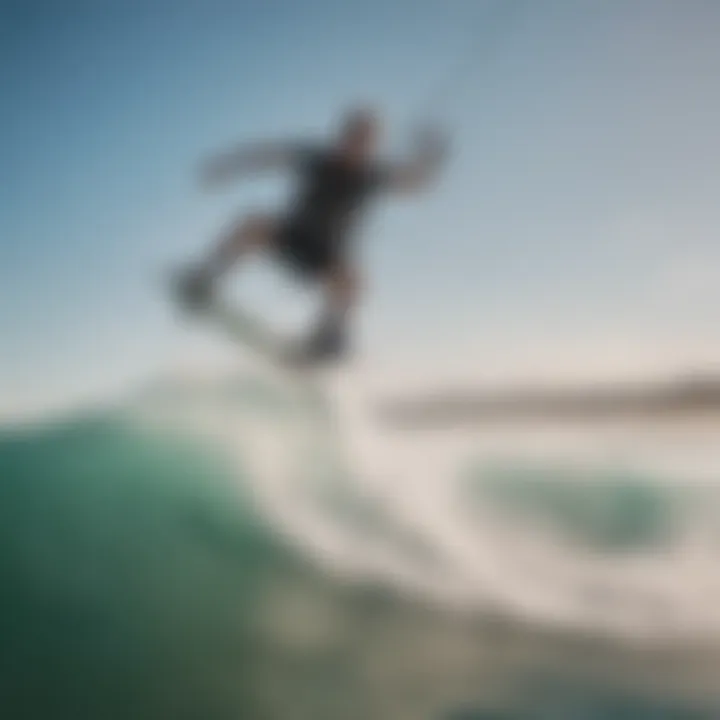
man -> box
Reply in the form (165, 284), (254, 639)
(178, 108), (447, 364)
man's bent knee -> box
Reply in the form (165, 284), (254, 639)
(207, 213), (277, 275)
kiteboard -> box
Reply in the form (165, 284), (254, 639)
(168, 268), (307, 372)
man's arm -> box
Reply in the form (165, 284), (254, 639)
(384, 126), (450, 194)
(199, 141), (308, 188)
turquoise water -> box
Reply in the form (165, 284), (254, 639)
(468, 464), (677, 552)
(0, 414), (284, 718)
(1, 380), (719, 719)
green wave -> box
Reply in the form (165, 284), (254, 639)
(0, 412), (292, 719)
(1, 395), (717, 719)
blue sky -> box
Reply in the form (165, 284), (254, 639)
(2, 0), (720, 416)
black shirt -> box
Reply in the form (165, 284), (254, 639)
(285, 145), (389, 241)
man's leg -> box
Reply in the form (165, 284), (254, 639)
(180, 214), (275, 304)
(304, 262), (360, 360)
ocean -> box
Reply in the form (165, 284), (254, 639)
(1, 366), (719, 719)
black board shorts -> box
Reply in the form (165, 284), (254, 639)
(272, 220), (343, 280)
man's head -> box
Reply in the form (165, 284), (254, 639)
(336, 108), (380, 161)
